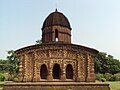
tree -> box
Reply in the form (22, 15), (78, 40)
(35, 39), (42, 45)
(95, 52), (108, 74)
(7, 50), (19, 75)
(0, 59), (8, 73)
(95, 52), (120, 74)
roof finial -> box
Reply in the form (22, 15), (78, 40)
(55, 2), (58, 12)
(55, 8), (58, 12)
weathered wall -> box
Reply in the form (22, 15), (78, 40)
(16, 43), (98, 82)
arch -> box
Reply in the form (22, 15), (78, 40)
(66, 64), (73, 79)
(40, 64), (48, 79)
(55, 29), (58, 42)
(52, 64), (61, 79)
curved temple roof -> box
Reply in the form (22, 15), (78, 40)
(42, 9), (71, 30)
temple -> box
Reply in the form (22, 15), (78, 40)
(3, 9), (110, 90)
(16, 9), (98, 82)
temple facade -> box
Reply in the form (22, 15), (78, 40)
(16, 9), (99, 82)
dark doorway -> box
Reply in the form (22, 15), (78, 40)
(55, 29), (58, 42)
(40, 64), (48, 79)
(66, 64), (73, 79)
(53, 64), (61, 79)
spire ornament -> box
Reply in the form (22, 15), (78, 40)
(55, 8), (58, 12)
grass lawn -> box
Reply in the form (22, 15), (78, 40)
(0, 81), (12, 90)
(105, 81), (120, 90)
(0, 81), (4, 90)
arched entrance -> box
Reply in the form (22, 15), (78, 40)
(53, 64), (61, 79)
(66, 64), (73, 79)
(55, 29), (58, 42)
(40, 64), (48, 79)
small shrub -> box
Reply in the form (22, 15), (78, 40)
(0, 73), (5, 81)
(109, 75), (117, 81)
(13, 78), (18, 82)
(104, 73), (112, 81)
(114, 73), (120, 81)
(4, 73), (14, 81)
(100, 78), (106, 82)
(95, 74), (104, 81)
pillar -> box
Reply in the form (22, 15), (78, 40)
(47, 60), (53, 80)
(23, 54), (28, 82)
(60, 63), (66, 81)
(47, 67), (53, 80)
(86, 53), (95, 82)
(77, 53), (85, 81)
(33, 52), (38, 81)
(18, 56), (23, 82)
(28, 53), (33, 82)
(33, 61), (40, 81)
(37, 63), (41, 81)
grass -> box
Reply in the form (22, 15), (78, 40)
(0, 81), (13, 90)
(0, 81), (4, 90)
(105, 81), (120, 90)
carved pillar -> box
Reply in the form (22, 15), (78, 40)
(86, 53), (95, 82)
(73, 64), (76, 81)
(77, 53), (85, 81)
(47, 60), (53, 80)
(76, 59), (80, 81)
(91, 55), (95, 81)
(23, 54), (28, 82)
(27, 53), (33, 82)
(33, 60), (36, 81)
(18, 56), (23, 82)
(60, 62), (66, 81)
(30, 55), (34, 81)
(33, 52), (37, 81)
(76, 52), (80, 81)
(33, 60), (40, 81)
(37, 63), (41, 81)
(86, 54), (95, 82)
(82, 53), (87, 81)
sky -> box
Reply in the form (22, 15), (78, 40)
(0, 0), (120, 60)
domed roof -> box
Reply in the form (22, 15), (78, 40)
(42, 9), (71, 30)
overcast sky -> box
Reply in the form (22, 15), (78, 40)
(0, 0), (120, 60)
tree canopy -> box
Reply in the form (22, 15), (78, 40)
(95, 52), (120, 74)
(0, 50), (19, 75)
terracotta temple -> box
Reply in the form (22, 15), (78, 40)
(15, 9), (98, 82)
(3, 9), (110, 90)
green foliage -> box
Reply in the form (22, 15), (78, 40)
(114, 73), (120, 81)
(7, 50), (19, 75)
(95, 52), (120, 81)
(35, 39), (42, 45)
(100, 78), (106, 82)
(95, 74), (104, 81)
(0, 74), (5, 81)
(109, 75), (117, 81)
(95, 52), (120, 74)
(0, 81), (4, 89)
(0, 59), (9, 73)
(104, 73), (113, 81)
(4, 73), (14, 81)
(95, 73), (120, 81)
(0, 50), (19, 81)
(13, 77), (18, 82)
